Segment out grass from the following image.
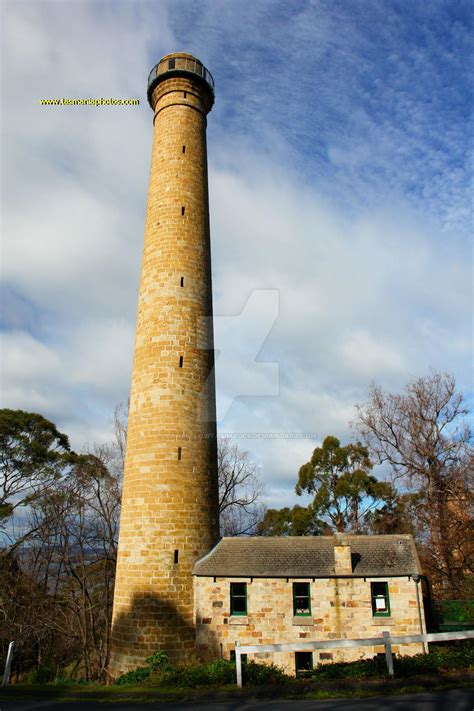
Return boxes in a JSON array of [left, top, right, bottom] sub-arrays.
[[3, 644, 472, 703], [1, 670, 473, 704]]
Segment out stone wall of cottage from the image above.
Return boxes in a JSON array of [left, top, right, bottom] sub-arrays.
[[194, 576, 425, 675]]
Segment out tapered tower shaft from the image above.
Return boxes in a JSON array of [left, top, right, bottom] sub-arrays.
[[109, 53, 219, 677]]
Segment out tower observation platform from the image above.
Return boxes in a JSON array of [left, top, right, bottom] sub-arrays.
[[147, 53, 215, 109]]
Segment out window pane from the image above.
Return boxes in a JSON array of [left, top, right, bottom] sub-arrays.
[[230, 582, 247, 615], [232, 583, 246, 597], [293, 582, 310, 614], [371, 582, 390, 615], [295, 598, 309, 612], [295, 652, 312, 671], [232, 597, 246, 613]]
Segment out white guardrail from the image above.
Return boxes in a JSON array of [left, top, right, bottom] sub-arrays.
[[235, 629, 474, 687]]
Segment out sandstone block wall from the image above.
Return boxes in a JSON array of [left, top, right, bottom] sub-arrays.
[[109, 55, 218, 677], [194, 576, 425, 675]]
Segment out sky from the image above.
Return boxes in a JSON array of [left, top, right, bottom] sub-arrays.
[[1, 0, 472, 510]]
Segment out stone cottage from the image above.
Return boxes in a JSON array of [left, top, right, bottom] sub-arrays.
[[194, 533, 426, 675]]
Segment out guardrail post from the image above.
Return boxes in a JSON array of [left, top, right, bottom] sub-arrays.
[[2, 641, 14, 687], [382, 631, 394, 677], [235, 641, 242, 688]]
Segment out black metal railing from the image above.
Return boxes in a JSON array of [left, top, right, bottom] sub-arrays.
[[147, 55, 214, 95]]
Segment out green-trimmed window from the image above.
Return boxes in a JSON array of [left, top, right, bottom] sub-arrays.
[[293, 582, 311, 616], [230, 582, 247, 616], [295, 651, 313, 676], [371, 582, 391, 616]]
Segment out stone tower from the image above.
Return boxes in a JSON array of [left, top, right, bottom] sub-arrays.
[[109, 53, 219, 677]]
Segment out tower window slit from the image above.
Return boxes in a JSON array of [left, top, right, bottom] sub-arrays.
[[180, 276, 184, 287], [179, 355, 183, 368], [181, 206, 185, 216], [183, 91, 187, 98], [182, 145, 186, 154], [177, 447, 182, 461], [174, 549, 179, 564]]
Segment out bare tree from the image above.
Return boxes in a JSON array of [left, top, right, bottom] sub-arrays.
[[25, 452, 121, 680], [0, 552, 62, 679], [104, 409, 265, 536], [218, 437, 265, 536], [111, 402, 128, 477], [355, 370, 473, 597], [1, 408, 267, 680], [0, 408, 122, 682]]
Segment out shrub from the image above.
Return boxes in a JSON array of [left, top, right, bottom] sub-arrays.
[[395, 641, 474, 676], [189, 658, 236, 685], [243, 659, 288, 685], [312, 656, 387, 680], [435, 600, 474, 625], [145, 650, 172, 672], [157, 657, 287, 688], [114, 667, 151, 685], [159, 658, 236, 688], [311, 641, 474, 680], [114, 649, 171, 686], [26, 664, 57, 684]]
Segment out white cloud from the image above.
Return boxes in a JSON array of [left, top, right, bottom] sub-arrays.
[[207, 146, 471, 500], [0, 331, 70, 414], [66, 318, 135, 399], [0, 0, 471, 509], [337, 330, 403, 376], [0, 0, 175, 444]]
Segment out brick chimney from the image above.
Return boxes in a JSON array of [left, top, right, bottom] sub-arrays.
[[334, 533, 352, 574]]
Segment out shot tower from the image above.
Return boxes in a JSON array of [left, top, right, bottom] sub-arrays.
[[109, 53, 219, 676]]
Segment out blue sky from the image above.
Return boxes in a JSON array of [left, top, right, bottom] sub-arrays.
[[1, 0, 472, 508]]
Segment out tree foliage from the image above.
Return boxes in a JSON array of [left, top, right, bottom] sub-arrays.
[[257, 505, 323, 536], [0, 409, 266, 680], [365, 490, 423, 536], [0, 409, 75, 546], [295, 436, 393, 533]]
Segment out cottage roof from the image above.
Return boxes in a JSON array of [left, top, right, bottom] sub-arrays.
[[193, 534, 422, 578]]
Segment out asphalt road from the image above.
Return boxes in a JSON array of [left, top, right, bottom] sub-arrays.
[[1, 688, 474, 710]]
